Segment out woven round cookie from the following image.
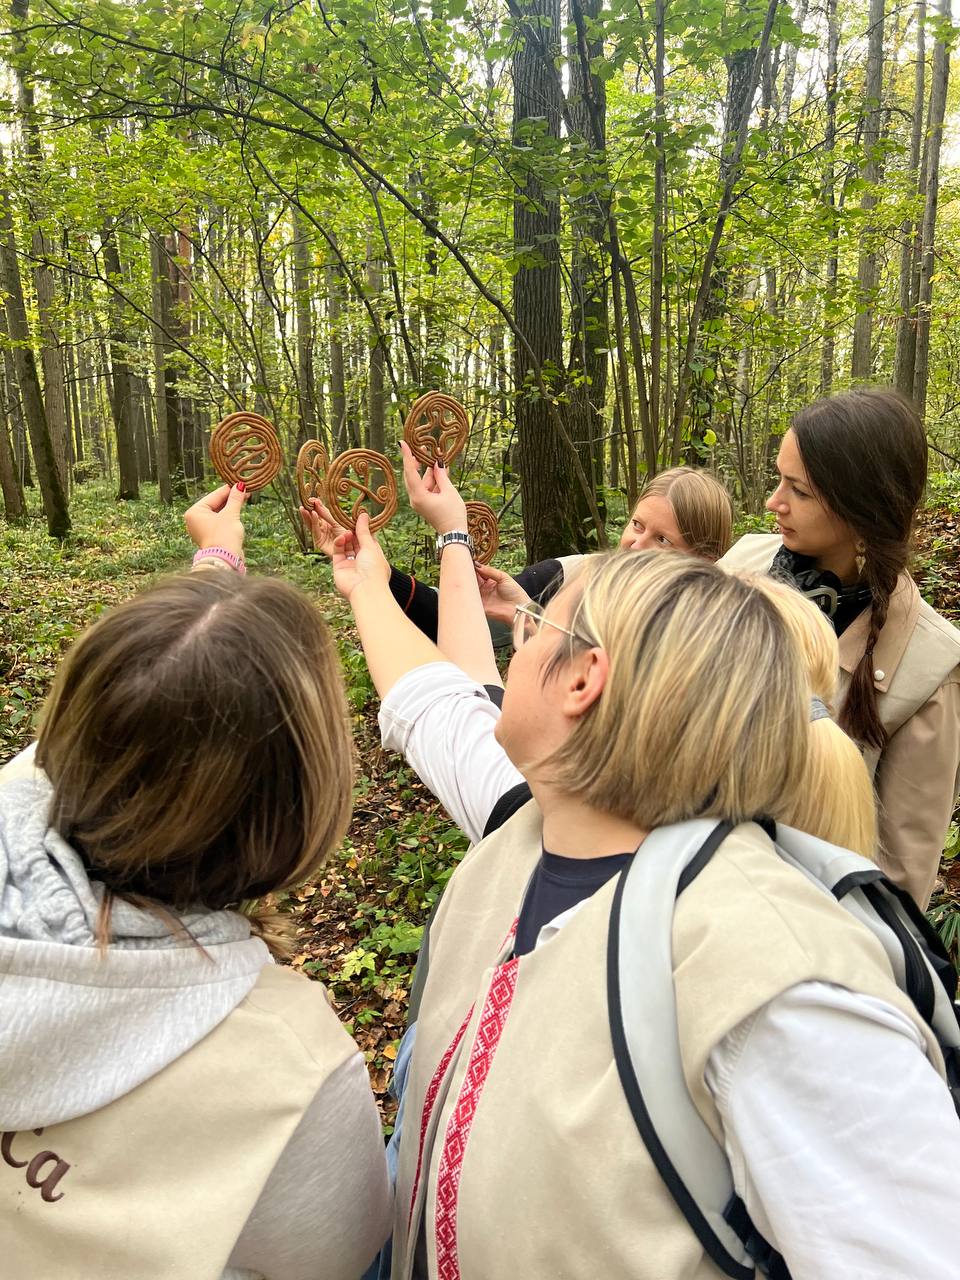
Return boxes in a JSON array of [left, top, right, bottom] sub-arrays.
[[210, 412, 282, 491], [325, 449, 398, 533], [296, 439, 330, 507], [403, 391, 469, 466], [465, 500, 500, 565]]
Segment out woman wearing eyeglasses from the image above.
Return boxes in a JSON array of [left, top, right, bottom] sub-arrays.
[[364, 449, 877, 857], [332, 496, 958, 1280]]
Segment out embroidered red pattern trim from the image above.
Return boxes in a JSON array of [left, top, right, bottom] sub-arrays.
[[407, 918, 519, 1239], [407, 1004, 473, 1232], [434, 956, 521, 1280]]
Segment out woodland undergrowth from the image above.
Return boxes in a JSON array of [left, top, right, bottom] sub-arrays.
[[2, 480, 959, 1121]]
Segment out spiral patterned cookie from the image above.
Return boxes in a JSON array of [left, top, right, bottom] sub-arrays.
[[465, 501, 500, 565], [403, 391, 469, 466], [209, 412, 283, 491], [325, 449, 398, 532], [296, 439, 330, 507]]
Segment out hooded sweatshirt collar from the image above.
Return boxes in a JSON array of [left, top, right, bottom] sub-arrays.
[[0, 772, 271, 1131]]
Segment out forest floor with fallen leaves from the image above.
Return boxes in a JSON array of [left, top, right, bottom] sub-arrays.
[[3, 476, 960, 1122]]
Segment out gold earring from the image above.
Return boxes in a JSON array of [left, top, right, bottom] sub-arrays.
[[855, 542, 866, 578]]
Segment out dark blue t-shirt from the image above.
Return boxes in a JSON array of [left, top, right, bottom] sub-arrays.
[[513, 848, 634, 956]]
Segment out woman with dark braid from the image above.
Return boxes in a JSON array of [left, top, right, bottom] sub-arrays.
[[721, 387, 960, 908]]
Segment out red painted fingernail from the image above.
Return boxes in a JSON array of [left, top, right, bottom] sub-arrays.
[[236, 481, 246, 493]]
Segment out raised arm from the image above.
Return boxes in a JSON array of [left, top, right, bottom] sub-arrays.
[[400, 441, 501, 687], [331, 515, 442, 697], [300, 497, 446, 635], [333, 518, 524, 842], [184, 483, 249, 571]]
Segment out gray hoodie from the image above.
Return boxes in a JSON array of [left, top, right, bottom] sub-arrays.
[[0, 751, 391, 1280]]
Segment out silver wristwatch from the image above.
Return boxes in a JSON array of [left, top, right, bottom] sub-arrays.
[[435, 529, 474, 558]]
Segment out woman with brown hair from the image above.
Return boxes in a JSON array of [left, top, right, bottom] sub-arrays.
[[0, 484, 391, 1280], [721, 387, 960, 907]]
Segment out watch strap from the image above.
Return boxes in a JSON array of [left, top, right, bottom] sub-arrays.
[[435, 529, 474, 557]]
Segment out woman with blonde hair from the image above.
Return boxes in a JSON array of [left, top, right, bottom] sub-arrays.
[[752, 577, 878, 860], [0, 485, 391, 1280], [333, 472, 958, 1278], [302, 454, 733, 639], [370, 453, 882, 859]]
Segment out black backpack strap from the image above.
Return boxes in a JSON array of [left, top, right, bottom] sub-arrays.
[[483, 781, 533, 838], [878, 876, 960, 1002], [724, 1197, 793, 1280]]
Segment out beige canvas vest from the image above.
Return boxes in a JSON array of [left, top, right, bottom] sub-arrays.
[[1, 963, 358, 1280], [720, 533, 960, 780], [392, 801, 943, 1280]]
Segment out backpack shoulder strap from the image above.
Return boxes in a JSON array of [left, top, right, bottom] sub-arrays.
[[608, 818, 758, 1279], [612, 818, 960, 1280], [775, 824, 960, 1100]]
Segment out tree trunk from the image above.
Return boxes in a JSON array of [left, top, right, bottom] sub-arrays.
[[649, 0, 667, 463], [819, 0, 840, 394], [0, 404, 24, 520], [131, 373, 154, 482], [893, 2, 926, 395], [77, 305, 107, 478], [565, 0, 609, 538], [64, 324, 84, 468], [912, 0, 951, 416], [170, 229, 202, 482], [685, 0, 759, 452], [0, 168, 69, 536], [326, 249, 349, 451], [670, 0, 781, 456], [151, 233, 183, 502], [101, 219, 139, 500], [367, 234, 386, 453], [0, 299, 30, 489], [850, 0, 886, 379], [292, 204, 320, 447], [10, 0, 70, 491], [512, 0, 581, 559]]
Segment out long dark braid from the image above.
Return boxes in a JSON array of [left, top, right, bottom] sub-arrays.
[[791, 388, 927, 751]]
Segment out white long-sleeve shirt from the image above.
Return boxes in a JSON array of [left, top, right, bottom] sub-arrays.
[[380, 661, 960, 1280]]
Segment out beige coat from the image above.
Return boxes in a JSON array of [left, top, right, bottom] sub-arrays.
[[392, 801, 941, 1280], [720, 533, 960, 907]]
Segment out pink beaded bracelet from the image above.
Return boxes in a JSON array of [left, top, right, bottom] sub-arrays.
[[192, 547, 247, 575]]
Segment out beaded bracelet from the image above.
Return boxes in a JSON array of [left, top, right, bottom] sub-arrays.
[[192, 546, 247, 575]]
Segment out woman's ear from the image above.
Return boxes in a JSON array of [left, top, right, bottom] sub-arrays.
[[560, 647, 608, 719]]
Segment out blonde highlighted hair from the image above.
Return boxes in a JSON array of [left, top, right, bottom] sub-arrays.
[[636, 466, 733, 561], [37, 572, 354, 956], [541, 551, 809, 828], [751, 578, 878, 860]]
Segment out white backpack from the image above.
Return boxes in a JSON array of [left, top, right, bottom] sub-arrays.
[[609, 818, 960, 1279]]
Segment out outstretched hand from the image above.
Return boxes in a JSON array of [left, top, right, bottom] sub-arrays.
[[184, 483, 248, 558], [331, 512, 392, 601], [400, 440, 468, 535], [475, 563, 531, 626], [300, 498, 349, 558]]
